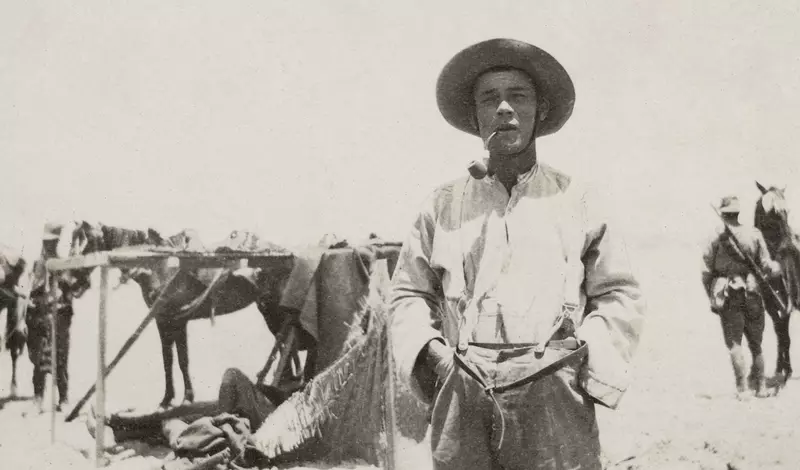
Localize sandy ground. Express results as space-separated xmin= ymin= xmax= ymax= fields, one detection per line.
xmin=2 ymin=239 xmax=800 ymax=469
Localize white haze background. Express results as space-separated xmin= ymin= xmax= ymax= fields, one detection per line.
xmin=2 ymin=1 xmax=799 ymax=266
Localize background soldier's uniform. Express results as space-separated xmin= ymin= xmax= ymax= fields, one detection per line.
xmin=702 ymin=223 xmax=780 ymax=394
xmin=26 ymin=285 xmax=73 ymax=407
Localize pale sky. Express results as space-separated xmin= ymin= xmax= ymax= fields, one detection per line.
xmin=2 ymin=1 xmax=799 ymax=260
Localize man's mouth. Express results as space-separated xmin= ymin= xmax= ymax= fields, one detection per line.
xmin=495 ymin=124 xmax=518 ymax=132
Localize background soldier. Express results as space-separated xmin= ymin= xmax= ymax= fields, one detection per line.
xmin=702 ymin=195 xmax=782 ymax=398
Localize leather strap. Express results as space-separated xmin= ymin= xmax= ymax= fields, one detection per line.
xmin=453 ymin=343 xmax=587 ymax=395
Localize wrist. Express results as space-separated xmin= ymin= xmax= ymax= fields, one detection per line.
xmin=423 ymin=339 xmax=448 ymax=368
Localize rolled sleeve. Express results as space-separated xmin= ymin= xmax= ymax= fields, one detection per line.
xmin=389 ymin=196 xmax=445 ymax=403
xmin=576 ymin=192 xmax=646 ymax=409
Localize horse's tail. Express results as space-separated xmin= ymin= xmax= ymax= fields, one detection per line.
xmin=6 ymin=328 xmax=27 ymax=356
xmin=4 ymin=301 xmax=28 ymax=356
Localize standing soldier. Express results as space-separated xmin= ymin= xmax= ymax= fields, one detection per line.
xmin=702 ymin=195 xmax=781 ymax=398
xmin=26 ymin=225 xmax=76 ymax=412
xmin=390 ymin=38 xmax=645 ymax=470
xmin=27 ymin=263 xmax=74 ymax=412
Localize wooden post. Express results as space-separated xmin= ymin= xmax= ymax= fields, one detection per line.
xmin=374 ymin=260 xmax=397 ymax=470
xmin=50 ymin=312 xmax=58 ymax=443
xmin=96 ymin=267 xmax=110 ymax=467
xmin=49 ymin=277 xmax=58 ymax=444
xmin=384 ymin=329 xmax=398 ymax=470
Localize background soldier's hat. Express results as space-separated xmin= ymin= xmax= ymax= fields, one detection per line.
xmin=719 ymin=196 xmax=741 ymax=214
xmin=42 ymin=222 xmax=62 ymax=241
xmin=436 ymin=38 xmax=576 ymax=138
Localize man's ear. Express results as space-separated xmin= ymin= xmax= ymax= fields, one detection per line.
xmin=538 ymin=98 xmax=550 ymax=122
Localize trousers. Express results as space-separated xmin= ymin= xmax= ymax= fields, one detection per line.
xmin=217 ymin=368 xmax=277 ymax=432
xmin=719 ymin=288 xmax=765 ymax=354
xmin=27 ymin=311 xmax=72 ymax=403
xmin=430 ymin=343 xmax=601 ymax=470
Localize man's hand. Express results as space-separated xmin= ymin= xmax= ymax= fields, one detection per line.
xmin=423 ymin=339 xmax=455 ymax=381
xmin=769 ymin=261 xmax=783 ymax=278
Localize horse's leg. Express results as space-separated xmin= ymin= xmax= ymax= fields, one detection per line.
xmin=156 ymin=320 xmax=176 ymax=409
xmin=174 ymin=322 xmax=194 ymax=404
xmin=10 ymin=347 xmax=18 ymax=397
xmin=302 ymin=344 xmax=317 ymax=384
xmin=256 ymin=310 xmax=291 ymax=384
xmin=6 ymin=307 xmax=18 ymax=396
xmin=771 ymin=311 xmax=791 ymax=385
xmin=764 ymin=301 xmax=787 ymax=378
xmin=782 ymin=313 xmax=792 ymax=381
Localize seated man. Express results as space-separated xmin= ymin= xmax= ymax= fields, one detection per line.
xmin=215 ymin=368 xmax=289 ymax=432
xmin=160 ymin=367 xmax=301 ymax=448
xmin=93 ymin=366 xmax=299 ymax=449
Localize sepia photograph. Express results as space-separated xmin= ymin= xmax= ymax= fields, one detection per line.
xmin=1 ymin=2 xmax=799 ymax=469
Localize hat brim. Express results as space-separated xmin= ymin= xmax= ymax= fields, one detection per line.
xmin=720 ymin=206 xmax=740 ymax=214
xmin=436 ymin=38 xmax=575 ymax=138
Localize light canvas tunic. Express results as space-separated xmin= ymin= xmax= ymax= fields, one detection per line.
xmin=390 ymin=163 xmax=645 ymax=408
xmin=701 ymin=224 xmax=780 ymax=308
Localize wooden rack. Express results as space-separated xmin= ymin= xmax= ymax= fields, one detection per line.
xmin=46 ymin=250 xmax=294 ymax=467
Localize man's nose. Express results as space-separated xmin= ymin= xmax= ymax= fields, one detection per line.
xmin=495 ymin=100 xmax=514 ymax=118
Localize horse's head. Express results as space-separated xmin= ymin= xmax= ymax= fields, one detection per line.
xmin=0 ymin=245 xmax=26 ymax=290
xmin=89 ymin=225 xmax=166 ymax=286
xmin=74 ymin=221 xmax=107 ymax=256
xmin=756 ymin=181 xmax=789 ymax=219
xmin=147 ymin=228 xmax=165 ymax=246
xmin=756 ymin=181 xmax=793 ymax=253
xmin=162 ymin=229 xmax=205 ymax=251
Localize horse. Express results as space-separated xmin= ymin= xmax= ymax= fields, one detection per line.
xmin=66 ymin=221 xmax=309 ymax=409
xmin=754 ymin=181 xmax=800 ymax=386
xmin=1 ymin=245 xmax=29 ymax=397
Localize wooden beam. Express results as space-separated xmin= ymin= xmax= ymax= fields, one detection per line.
xmin=46 ymin=250 xmax=293 ymax=271
xmin=166 ymin=257 xmax=248 ymax=270
xmin=46 ymin=252 xmax=111 ymax=271
xmin=162 ymin=253 xmax=290 ymax=270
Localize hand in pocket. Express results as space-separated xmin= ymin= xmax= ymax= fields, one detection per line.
xmin=425 ymin=340 xmax=455 ymax=381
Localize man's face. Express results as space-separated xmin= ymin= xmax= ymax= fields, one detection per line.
xmin=473 ymin=68 xmax=545 ymax=155
xmin=725 ymin=212 xmax=740 ymax=223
